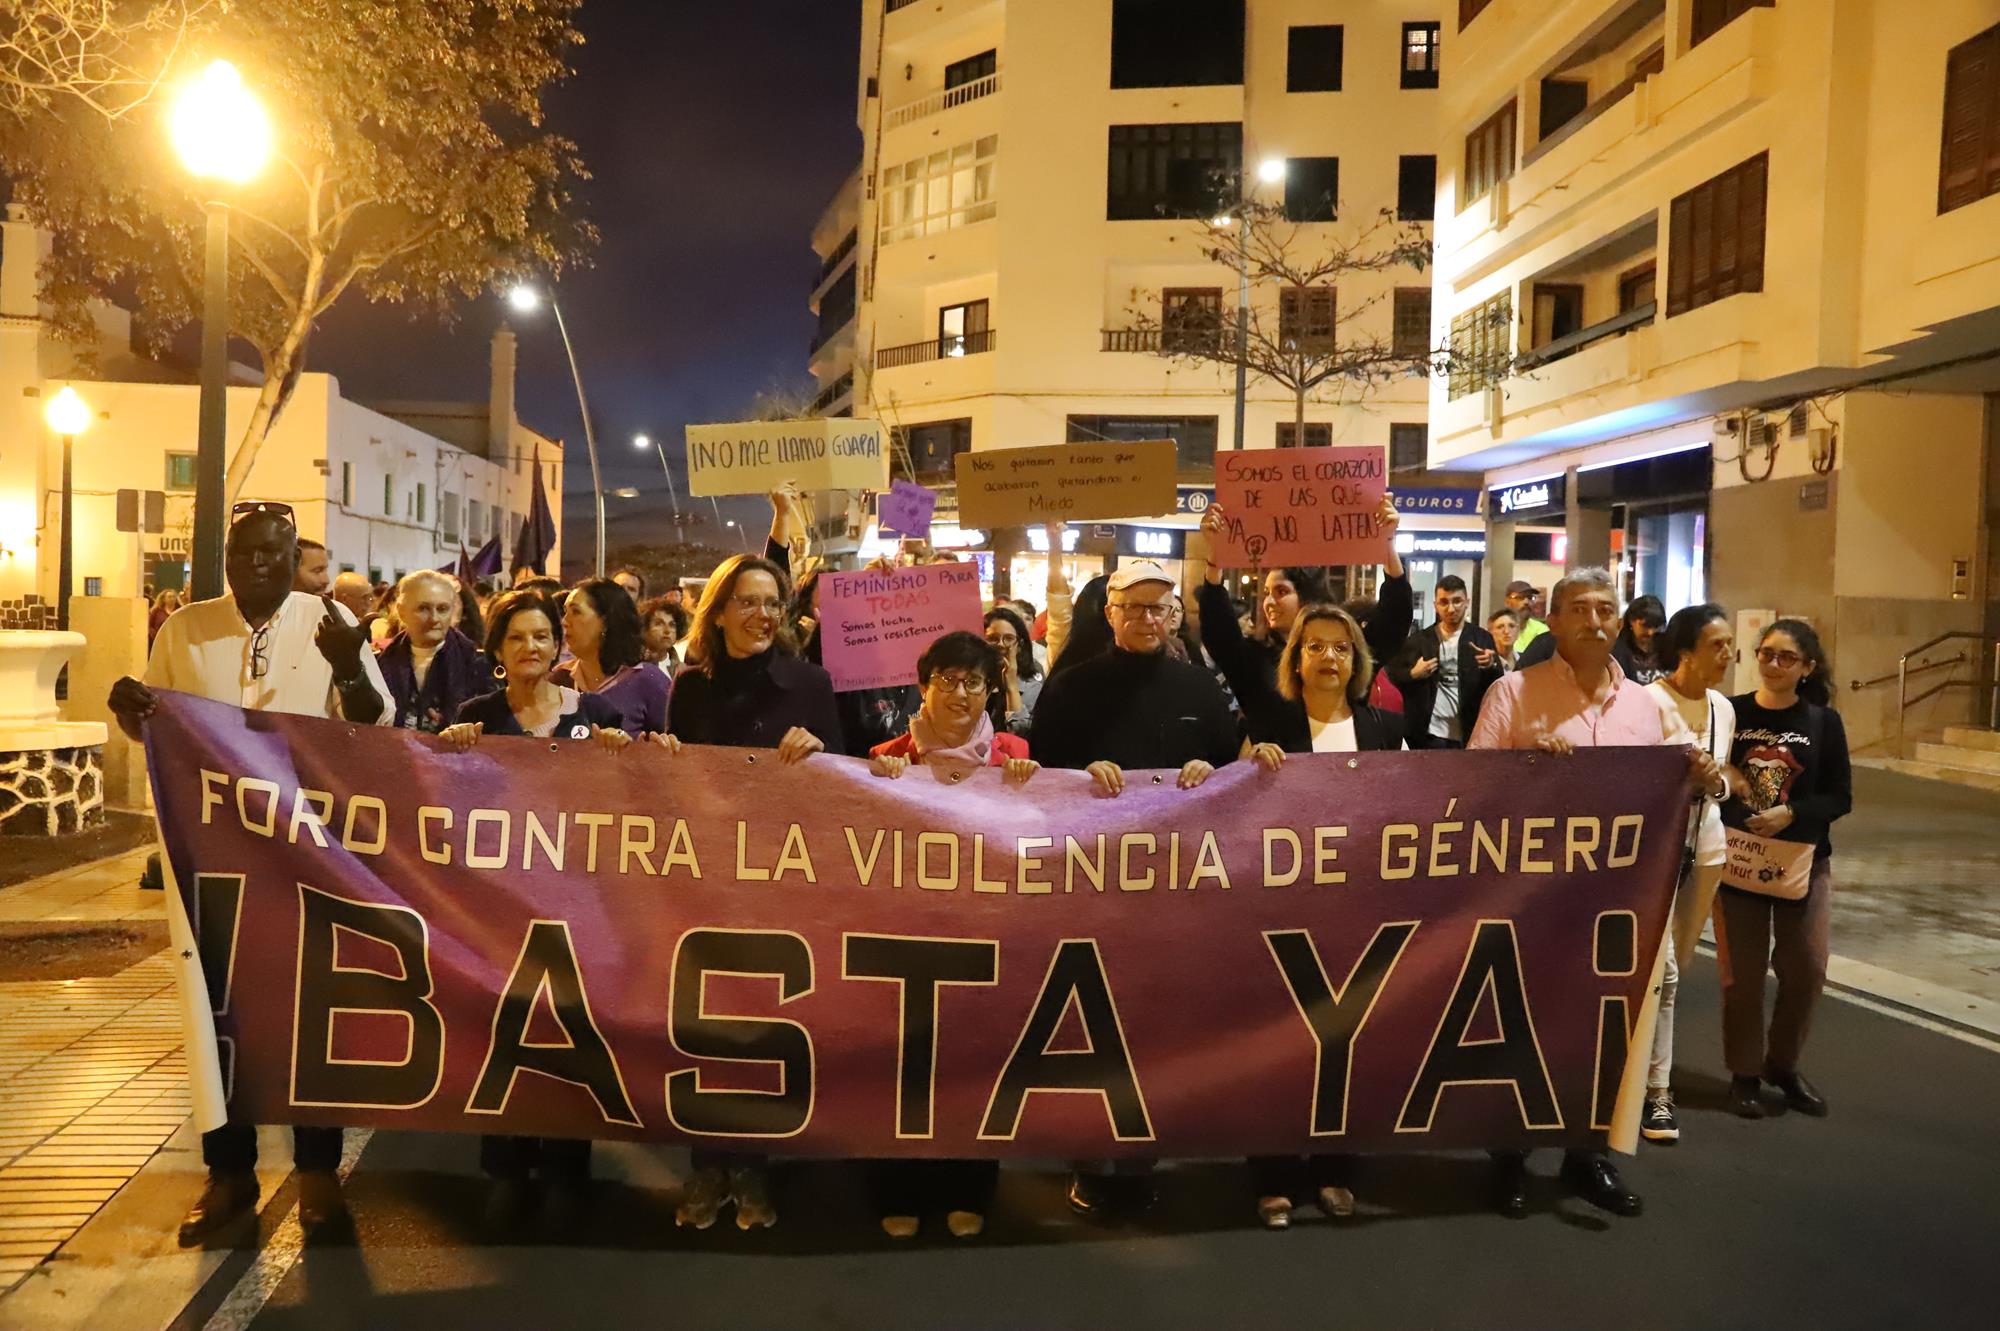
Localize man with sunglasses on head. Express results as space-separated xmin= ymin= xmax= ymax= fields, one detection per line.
xmin=107 ymin=501 xmax=391 ymax=1247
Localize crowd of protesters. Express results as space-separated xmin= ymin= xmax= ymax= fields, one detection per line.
xmin=108 ymin=486 xmax=1850 ymax=1246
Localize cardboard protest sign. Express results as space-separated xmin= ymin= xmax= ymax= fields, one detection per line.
xmin=1212 ymin=446 xmax=1388 ymax=567
xmin=877 ymin=479 xmax=937 ymax=537
xmin=818 ymin=561 xmax=983 ymax=691
xmin=954 ymin=441 xmax=1177 ymax=528
xmin=685 ymin=419 xmax=889 ymax=497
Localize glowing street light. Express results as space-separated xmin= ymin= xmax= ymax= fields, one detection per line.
xmin=1257 ymin=157 xmax=1288 ymax=186
xmin=504 ymin=283 xmax=606 ymax=577
xmin=506 ymin=285 xmax=541 ymax=315
xmin=44 ymin=386 xmax=91 ymax=631
xmin=171 ymin=59 xmax=273 ymax=601
xmin=632 ymin=433 xmax=651 ymax=450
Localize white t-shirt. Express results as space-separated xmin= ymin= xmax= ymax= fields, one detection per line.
xmin=1430 ymin=629 xmax=1463 ymax=741
xmin=146 ymin=591 xmax=393 ymax=724
xmin=1308 ymin=714 xmax=1358 ymax=753
xmin=1647 ymin=679 xmax=1736 ymax=867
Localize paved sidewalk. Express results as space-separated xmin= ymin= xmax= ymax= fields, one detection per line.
xmin=0 ymin=851 xmax=185 ymax=1294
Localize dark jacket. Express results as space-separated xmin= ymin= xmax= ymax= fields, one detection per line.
xmin=667 ymin=649 xmax=845 ymax=752
xmin=1250 ymin=695 xmax=1405 ymax=754
xmin=1387 ymin=621 xmax=1504 ymax=747
xmin=379 ymin=629 xmax=492 ymax=734
xmin=450 ymin=686 xmax=622 ymax=738
xmin=1194 ymin=574 xmax=1414 ymax=711
xmin=1029 ymin=647 xmax=1238 ymax=772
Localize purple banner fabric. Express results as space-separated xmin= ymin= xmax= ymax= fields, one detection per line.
xmin=147 ymin=691 xmax=1688 ymax=1158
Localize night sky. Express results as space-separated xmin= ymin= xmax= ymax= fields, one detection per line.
xmin=309 ymin=1 xmax=863 ymax=559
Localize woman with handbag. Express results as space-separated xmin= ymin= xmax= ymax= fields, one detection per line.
xmin=1641 ymin=604 xmax=1739 ymax=1143
xmin=1717 ymin=619 xmax=1851 ymax=1121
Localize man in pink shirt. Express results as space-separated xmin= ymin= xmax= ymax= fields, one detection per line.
xmin=1470 ymin=567 xmax=1719 ymax=1220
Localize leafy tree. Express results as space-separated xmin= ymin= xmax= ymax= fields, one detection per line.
xmin=0 ymin=0 xmax=593 ymax=502
xmin=0 ymin=1 xmax=214 ymax=121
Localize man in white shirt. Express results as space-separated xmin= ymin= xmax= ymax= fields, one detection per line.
xmin=109 ymin=503 xmax=390 ymax=1246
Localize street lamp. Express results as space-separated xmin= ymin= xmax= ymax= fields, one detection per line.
xmin=44 ymin=386 xmax=90 ymax=631
xmin=634 ymin=431 xmax=686 ymax=541
xmin=171 ymin=59 xmax=272 ymax=602
xmin=506 ymin=283 xmax=606 ymax=578
xmin=724 ymin=518 xmax=750 ymax=553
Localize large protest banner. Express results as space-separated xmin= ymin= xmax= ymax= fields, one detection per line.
xmin=685 ymin=419 xmax=889 ymax=497
xmin=818 ymin=562 xmax=984 ymax=691
xmin=1213 ymin=446 xmax=1389 ymax=567
xmin=147 ymin=692 xmax=1686 ymax=1159
xmin=954 ymin=441 xmax=1177 ymax=527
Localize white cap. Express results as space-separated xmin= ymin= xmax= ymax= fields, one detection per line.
xmin=1106 ymin=560 xmax=1175 ymax=593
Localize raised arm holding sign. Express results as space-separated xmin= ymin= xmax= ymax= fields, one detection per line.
xmin=1211 ymin=446 xmax=1389 ymax=568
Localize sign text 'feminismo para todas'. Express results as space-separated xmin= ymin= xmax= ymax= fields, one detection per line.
xmin=685 ymin=419 xmax=890 ymax=497
xmin=146 ymin=692 xmax=1687 ymax=1159
xmin=954 ymin=441 xmax=1178 ymax=528
xmin=818 ymin=561 xmax=984 ymax=692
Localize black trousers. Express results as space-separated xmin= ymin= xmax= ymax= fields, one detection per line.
xmin=202 ymin=1123 xmax=343 ymax=1175
xmin=1249 ymin=1152 xmax=1356 ymax=1202
xmin=479 ymin=1135 xmax=591 ymax=1181
xmin=871 ymin=1160 xmax=998 ymax=1217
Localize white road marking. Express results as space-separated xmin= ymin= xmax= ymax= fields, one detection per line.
xmin=201 ymin=1129 xmax=373 ymax=1331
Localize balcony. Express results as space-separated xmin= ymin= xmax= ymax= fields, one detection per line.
xmin=875 ymin=328 xmax=997 ymax=370
xmin=809 ymin=371 xmax=854 ymax=415
xmin=812 ymin=230 xmax=856 ymax=292
xmin=1100 ymin=327 xmax=1228 ymax=356
xmin=886 ymin=71 xmax=1000 ymax=131
xmin=1516 ymin=302 xmax=1655 ymax=370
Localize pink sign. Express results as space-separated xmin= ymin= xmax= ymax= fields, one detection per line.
xmin=820 ymin=561 xmax=984 ymax=692
xmin=877 ymin=479 xmax=937 ymax=537
xmin=1213 ymin=446 xmax=1388 ymax=567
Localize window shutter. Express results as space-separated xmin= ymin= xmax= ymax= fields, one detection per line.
xmin=1713 ymin=170 xmax=1741 ymax=300
xmin=1940 ymin=30 xmax=1996 ymax=213
xmin=1667 ymin=196 xmax=1692 ymax=316
xmin=1689 ymin=186 xmax=1715 ymax=311
xmin=1738 ymin=153 xmax=1767 ymax=294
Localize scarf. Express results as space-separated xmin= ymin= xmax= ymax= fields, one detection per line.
xmin=909 ymin=709 xmax=995 ymax=774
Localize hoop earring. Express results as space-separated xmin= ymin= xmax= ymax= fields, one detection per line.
xmin=493 ymin=663 xmax=507 ymax=681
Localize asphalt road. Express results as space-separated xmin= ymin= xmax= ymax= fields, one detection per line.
xmin=146 ymin=955 xmax=1996 ymax=1331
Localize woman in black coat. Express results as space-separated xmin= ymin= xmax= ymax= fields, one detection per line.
xmin=1236 ymin=602 xmax=1402 ymax=1229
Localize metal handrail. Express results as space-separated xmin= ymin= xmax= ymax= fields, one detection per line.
xmin=1850 ymin=653 xmax=1964 ymax=691
xmin=1893 ymin=633 xmax=2000 ymax=757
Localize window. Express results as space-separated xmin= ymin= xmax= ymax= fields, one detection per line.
xmin=1275 ymin=422 xmax=1333 ymax=449
xmin=1539 ymin=78 xmax=1590 ymax=141
xmin=1531 ymin=283 xmax=1585 ymax=349
xmin=1402 ymin=22 xmax=1441 ymax=89
xmin=880 ymin=136 xmax=998 ymax=244
xmin=368 ymin=567 xmax=382 ymax=586
xmin=1462 ymin=100 xmax=1516 ymax=207
xmin=1459 ymin=0 xmax=1491 ymax=29
xmin=1666 ymin=152 xmax=1767 ymax=316
xmin=815 ymin=267 xmax=856 ymax=349
xmin=1067 ymin=414 xmax=1219 ymax=468
xmin=1618 ymin=261 xmax=1657 ymax=313
xmin=1287 ymin=25 xmax=1342 ymax=93
xmin=1448 ymin=292 xmax=1512 ymax=399
xmin=1279 ymin=286 xmax=1336 ymax=353
xmin=383 ymin=475 xmax=394 ymax=517
xmin=340 ymin=461 xmax=354 ymax=507
xmin=1393 ymin=288 xmax=1433 ymax=357
xmin=416 ymin=482 xmax=428 ymax=524
xmin=1398 ymin=155 xmax=1437 ymax=220
xmin=945 ymin=49 xmax=997 ymax=90
xmin=441 ymin=490 xmax=461 ymax=544
xmin=1162 ymin=288 xmax=1223 ymax=353
xmin=1110 ymin=0 xmax=1244 ymax=88
xmin=1107 ymin=122 xmax=1242 ymax=220
xmin=165 ymin=452 xmax=197 ymax=491
xmin=1690 ymin=0 xmax=1773 ymax=49
xmin=1940 ymin=21 xmax=2000 ymax=214
xmin=938 ymin=300 xmax=990 ymax=356
xmin=468 ymin=500 xmax=486 ymax=544
xmin=1283 ymin=156 xmax=1339 ymax=222
xmin=1390 ymin=422 xmax=1429 ymax=473
xmin=896 ymin=419 xmax=973 ymax=479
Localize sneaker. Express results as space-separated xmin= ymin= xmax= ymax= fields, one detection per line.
xmin=1317 ymin=1184 xmax=1356 ymax=1217
xmin=945 ymin=1210 xmax=984 ymax=1239
xmin=1256 ymin=1196 xmax=1292 ymax=1230
xmin=1641 ymin=1093 xmax=1680 ymax=1143
xmin=729 ymin=1165 xmax=776 ymax=1230
xmin=674 ymin=1166 xmax=728 ymax=1229
xmin=880 ymin=1214 xmax=920 ymax=1240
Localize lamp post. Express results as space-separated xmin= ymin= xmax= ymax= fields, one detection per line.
xmin=634 ymin=432 xmax=685 ymax=542
xmin=507 ymin=285 xmax=605 ymax=578
xmin=1216 ymin=157 xmax=1290 ymax=454
xmin=44 ymin=386 xmax=91 ymax=631
xmin=170 ymin=60 xmax=273 ymax=602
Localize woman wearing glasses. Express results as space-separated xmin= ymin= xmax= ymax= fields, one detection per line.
xmin=1716 ymin=619 xmax=1851 ymax=1122
xmin=864 ymin=630 xmax=1038 ymax=1240
xmin=982 ymin=605 xmax=1042 ymax=735
xmin=1234 ymin=602 xmax=1403 ymax=1228
xmin=656 ymin=553 xmax=843 ymax=1231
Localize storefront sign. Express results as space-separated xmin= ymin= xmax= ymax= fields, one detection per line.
xmin=1392 ymin=488 xmax=1482 ymax=517
xmin=1119 ymin=526 xmax=1185 ymax=560
xmin=1175 ymin=487 xmax=1214 ymax=515
xmin=954 ymin=441 xmax=1178 ymax=527
xmin=818 ymin=561 xmax=984 ymax=692
xmin=685 ymin=419 xmax=890 ymax=497
xmin=1213 ymin=446 xmax=1388 ymax=567
xmin=1490 ymin=476 xmax=1567 ymax=520
xmin=1396 ymin=533 xmax=1489 ymax=558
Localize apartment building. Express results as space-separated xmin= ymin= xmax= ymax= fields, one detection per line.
xmin=813 ymin=0 xmax=1475 ymax=602
xmin=0 ymin=209 xmax=563 ymax=619
xmin=1428 ymin=0 xmax=2000 ymax=748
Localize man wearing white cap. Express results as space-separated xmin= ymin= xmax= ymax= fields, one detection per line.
xmin=1028 ymin=558 xmax=1237 ymax=1219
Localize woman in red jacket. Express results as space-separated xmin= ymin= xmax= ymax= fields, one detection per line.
xmin=866 ymin=630 xmax=1038 ymax=1238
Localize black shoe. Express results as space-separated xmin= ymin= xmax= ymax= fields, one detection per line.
xmin=296 ymin=1169 xmax=349 ymax=1239
xmin=1560 ymin=1154 xmax=1642 ymax=1217
xmin=1066 ymin=1172 xmax=1111 ymax=1220
xmin=542 ymin=1177 xmax=592 ymax=1235
xmin=1729 ymin=1075 xmax=1767 ymax=1119
xmin=177 ymin=1172 xmax=259 ymax=1246
xmin=1490 ymin=1154 xmax=1528 ymax=1219
xmin=1765 ymin=1069 xmax=1828 ymax=1117
xmin=483 ymin=1177 xmax=537 ymax=1233
xmin=1641 ymin=1093 xmax=1680 ymax=1143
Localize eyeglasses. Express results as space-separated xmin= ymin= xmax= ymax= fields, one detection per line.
xmin=728 ymin=596 xmax=785 ymax=615
xmin=930 ymin=672 xmax=989 ymax=694
xmin=1756 ymin=648 xmax=1804 ymax=668
xmin=1302 ymin=641 xmax=1355 ymax=661
xmin=231 ymin=500 xmax=296 ymax=528
xmin=1109 ymin=601 xmax=1172 ymax=620
xmin=249 ymin=620 xmax=273 ymax=680
xmin=986 ymin=631 xmax=1018 ymax=647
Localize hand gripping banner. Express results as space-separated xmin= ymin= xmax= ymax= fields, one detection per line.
xmin=145 ymin=691 xmax=1689 ymax=1158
